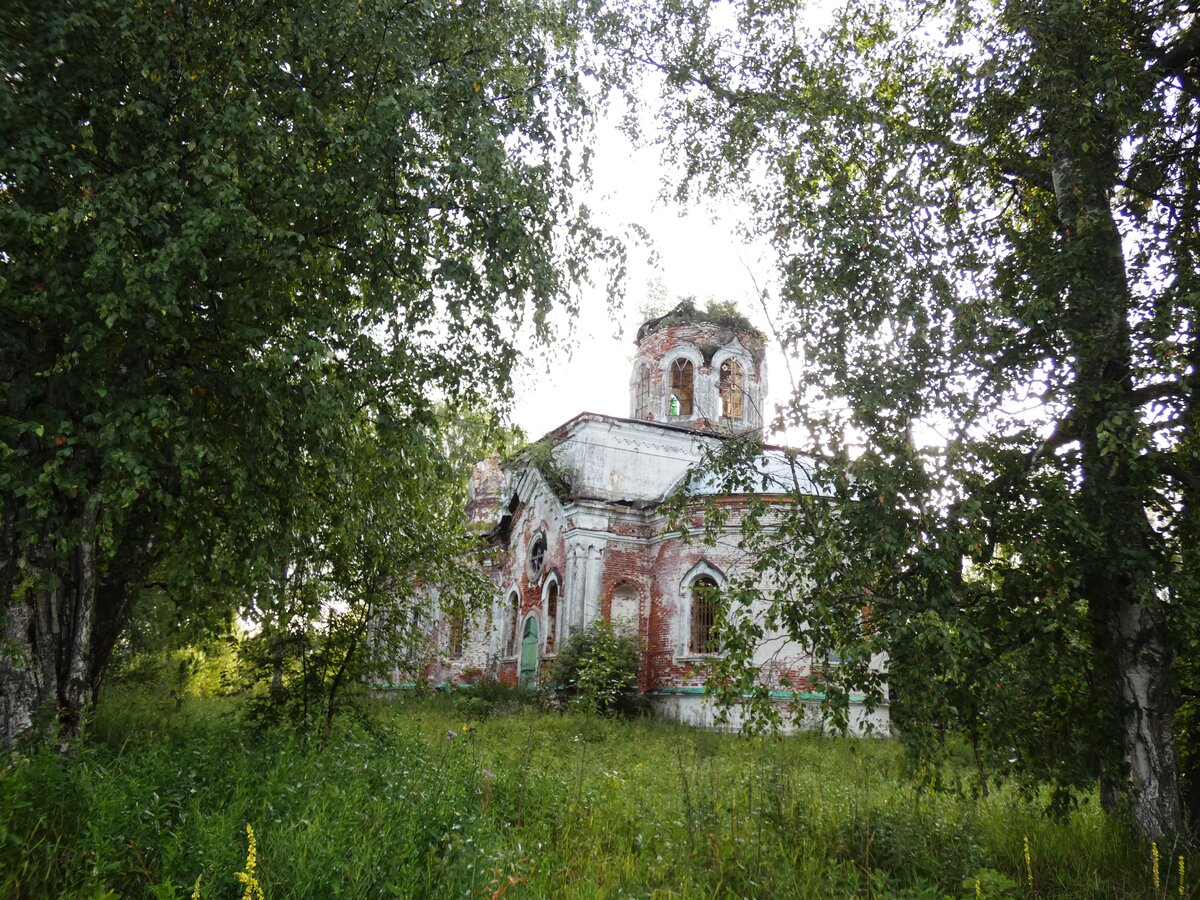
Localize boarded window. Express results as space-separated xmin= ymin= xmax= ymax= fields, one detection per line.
xmin=505 ymin=592 xmax=520 ymax=656
xmin=610 ymin=585 xmax=639 ymax=637
xmin=719 ymin=359 xmax=744 ymax=419
xmin=689 ymin=576 xmax=720 ymax=654
xmin=669 ymin=358 xmax=694 ymax=416
xmin=545 ymin=581 xmax=558 ymax=653
xmin=635 ymin=364 xmax=652 ymax=418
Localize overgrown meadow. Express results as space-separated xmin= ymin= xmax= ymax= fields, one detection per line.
xmin=2 ymin=684 xmax=1192 ymax=899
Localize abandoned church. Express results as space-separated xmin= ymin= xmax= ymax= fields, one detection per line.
xmin=417 ymin=302 xmax=889 ymax=733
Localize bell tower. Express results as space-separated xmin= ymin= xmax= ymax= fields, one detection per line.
xmin=628 ymin=301 xmax=766 ymax=438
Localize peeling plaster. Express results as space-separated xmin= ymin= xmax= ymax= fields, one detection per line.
xmin=419 ymin=317 xmax=888 ymax=734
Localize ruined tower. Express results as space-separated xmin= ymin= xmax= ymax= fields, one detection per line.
xmin=628 ymin=301 xmax=766 ymax=438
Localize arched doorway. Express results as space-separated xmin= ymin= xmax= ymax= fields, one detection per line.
xmin=519 ymin=616 xmax=539 ymax=687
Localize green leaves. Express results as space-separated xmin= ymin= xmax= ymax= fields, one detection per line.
xmin=644 ymin=0 xmax=1199 ymax=831
xmin=547 ymin=621 xmax=645 ymax=717
xmin=1 ymin=0 xmax=625 ymax=744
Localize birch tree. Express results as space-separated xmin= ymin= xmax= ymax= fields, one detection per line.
xmin=642 ymin=0 xmax=1200 ymax=839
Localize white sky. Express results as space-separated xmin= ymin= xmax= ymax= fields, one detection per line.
xmin=508 ymin=2 xmax=852 ymax=443
xmin=510 ymin=112 xmax=788 ymax=441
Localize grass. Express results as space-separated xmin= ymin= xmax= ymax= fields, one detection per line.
xmin=0 ymin=689 xmax=1192 ymax=898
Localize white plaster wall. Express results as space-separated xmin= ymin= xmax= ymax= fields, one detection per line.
xmin=649 ymin=694 xmax=891 ymax=736
xmin=554 ymin=417 xmax=715 ymax=502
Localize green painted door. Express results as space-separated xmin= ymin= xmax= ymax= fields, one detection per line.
xmin=519 ymin=617 xmax=538 ymax=687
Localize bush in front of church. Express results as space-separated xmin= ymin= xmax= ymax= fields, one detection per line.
xmin=546 ymin=622 xmax=648 ymax=717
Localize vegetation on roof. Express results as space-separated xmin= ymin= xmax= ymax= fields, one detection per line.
xmin=510 ymin=438 xmax=572 ymax=500
xmin=637 ymin=298 xmax=765 ymax=342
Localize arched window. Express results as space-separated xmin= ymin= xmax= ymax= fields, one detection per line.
xmin=669 ymin=358 xmax=694 ymax=416
xmin=528 ymin=534 xmax=546 ymax=579
xmin=405 ymin=606 xmax=422 ymax=662
xmin=689 ymin=575 xmax=720 ymax=654
xmin=545 ymin=580 xmax=559 ymax=653
xmin=447 ymin=600 xmax=466 ymax=658
xmin=719 ymin=358 xmax=744 ymax=419
xmin=634 ymin=364 xmax=652 ymax=418
xmin=505 ymin=592 xmax=520 ymax=657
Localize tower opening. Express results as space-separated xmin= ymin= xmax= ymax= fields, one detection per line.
xmin=719 ymin=358 xmax=744 ymax=419
xmin=669 ymin=358 xmax=694 ymax=416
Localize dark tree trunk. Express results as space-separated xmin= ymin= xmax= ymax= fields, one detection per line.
xmin=271 ymin=639 xmax=286 ymax=702
xmin=969 ymin=702 xmax=990 ymax=798
xmin=88 ymin=504 xmax=162 ymax=706
xmin=323 ymin=600 xmax=373 ymax=738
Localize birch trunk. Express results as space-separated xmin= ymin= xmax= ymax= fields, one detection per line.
xmin=0 ymin=498 xmax=101 ymax=748
xmin=1050 ymin=138 xmax=1181 ymax=838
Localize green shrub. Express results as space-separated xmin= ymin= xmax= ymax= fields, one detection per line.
xmin=519 ymin=439 xmax=571 ymax=498
xmin=469 ymin=678 xmax=536 ymax=712
xmin=109 ymin=637 xmax=244 ymax=700
xmin=547 ymin=621 xmax=647 ymax=716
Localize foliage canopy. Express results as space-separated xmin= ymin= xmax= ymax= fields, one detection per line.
xmin=640 ymin=0 xmax=1200 ymax=839
xmin=0 ymin=0 xmax=621 ymax=744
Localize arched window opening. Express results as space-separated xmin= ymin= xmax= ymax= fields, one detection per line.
xmin=505 ymin=592 xmax=520 ymax=657
xmin=519 ymin=616 xmax=539 ymax=687
xmin=719 ymin=358 xmax=744 ymax=419
xmin=545 ymin=581 xmax=559 ymax=653
xmin=669 ymin=358 xmax=694 ymax=416
xmin=635 ymin=364 xmax=652 ymax=418
xmin=528 ymin=534 xmax=547 ymax=579
xmin=405 ymin=606 xmax=423 ymax=662
xmin=689 ymin=576 xmax=720 ymax=654
xmin=447 ymin=599 xmax=466 ymax=658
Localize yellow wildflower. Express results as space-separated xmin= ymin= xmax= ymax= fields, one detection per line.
xmin=1024 ymin=835 xmax=1033 ymax=889
xmin=235 ymin=823 xmax=265 ymax=900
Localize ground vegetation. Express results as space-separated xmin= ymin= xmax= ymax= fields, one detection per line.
xmin=0 ymin=689 xmax=1187 ymax=898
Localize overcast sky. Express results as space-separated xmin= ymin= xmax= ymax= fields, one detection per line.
xmin=509 ymin=107 xmax=785 ymax=441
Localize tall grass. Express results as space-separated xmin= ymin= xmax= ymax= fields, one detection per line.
xmin=0 ymin=689 xmax=1191 ymax=898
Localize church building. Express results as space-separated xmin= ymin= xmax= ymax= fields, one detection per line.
xmin=424 ymin=302 xmax=888 ymax=733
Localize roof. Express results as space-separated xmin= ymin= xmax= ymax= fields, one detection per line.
xmin=668 ymin=447 xmax=831 ymax=498
xmin=635 ymin=299 xmax=765 ymax=344
xmin=531 ymin=412 xmax=828 ymax=505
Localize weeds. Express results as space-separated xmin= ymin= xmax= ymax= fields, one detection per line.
xmin=0 ymin=690 xmax=1192 ymax=898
